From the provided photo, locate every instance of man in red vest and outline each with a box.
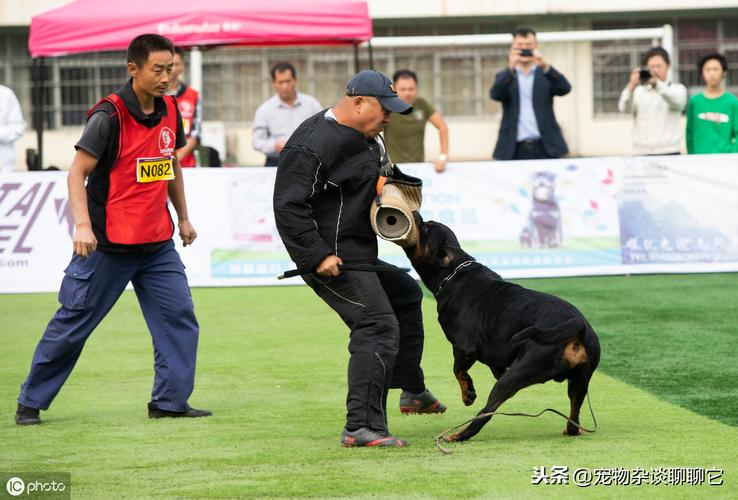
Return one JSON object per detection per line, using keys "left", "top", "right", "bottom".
{"left": 168, "top": 47, "right": 201, "bottom": 167}
{"left": 15, "top": 34, "right": 210, "bottom": 425}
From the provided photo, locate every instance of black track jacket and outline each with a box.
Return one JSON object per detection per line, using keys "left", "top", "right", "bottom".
{"left": 273, "top": 110, "right": 383, "bottom": 273}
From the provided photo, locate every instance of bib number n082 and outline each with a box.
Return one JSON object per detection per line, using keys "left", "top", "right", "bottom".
{"left": 137, "top": 157, "right": 175, "bottom": 183}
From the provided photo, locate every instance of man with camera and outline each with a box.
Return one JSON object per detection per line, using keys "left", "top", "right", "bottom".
{"left": 618, "top": 47, "right": 687, "bottom": 155}
{"left": 491, "top": 27, "right": 571, "bottom": 161}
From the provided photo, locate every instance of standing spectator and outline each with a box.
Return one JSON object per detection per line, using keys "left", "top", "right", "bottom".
{"left": 686, "top": 53, "right": 738, "bottom": 154}
{"left": 15, "top": 34, "right": 210, "bottom": 426}
{"left": 252, "top": 62, "right": 321, "bottom": 166}
{"left": 168, "top": 47, "right": 201, "bottom": 167}
{"left": 0, "top": 84, "right": 26, "bottom": 173}
{"left": 382, "top": 69, "right": 449, "bottom": 172}
{"left": 618, "top": 47, "right": 687, "bottom": 155}
{"left": 273, "top": 70, "right": 446, "bottom": 448}
{"left": 491, "top": 27, "right": 571, "bottom": 161}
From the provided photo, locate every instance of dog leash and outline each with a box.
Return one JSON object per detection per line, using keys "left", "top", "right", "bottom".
{"left": 434, "top": 391, "right": 598, "bottom": 454}
{"left": 434, "top": 260, "right": 477, "bottom": 296}
{"left": 277, "top": 263, "right": 410, "bottom": 280}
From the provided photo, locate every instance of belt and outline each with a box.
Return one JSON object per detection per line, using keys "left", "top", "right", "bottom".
{"left": 517, "top": 139, "right": 542, "bottom": 148}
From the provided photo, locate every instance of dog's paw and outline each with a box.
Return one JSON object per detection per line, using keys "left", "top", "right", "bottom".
{"left": 462, "top": 390, "right": 477, "bottom": 406}
{"left": 447, "top": 431, "right": 472, "bottom": 442}
{"left": 445, "top": 432, "right": 465, "bottom": 442}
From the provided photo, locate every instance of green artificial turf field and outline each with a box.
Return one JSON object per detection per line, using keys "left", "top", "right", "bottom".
{"left": 1, "top": 273, "right": 736, "bottom": 498}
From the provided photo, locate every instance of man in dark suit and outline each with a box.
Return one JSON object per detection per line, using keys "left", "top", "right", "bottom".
{"left": 491, "top": 27, "right": 571, "bottom": 161}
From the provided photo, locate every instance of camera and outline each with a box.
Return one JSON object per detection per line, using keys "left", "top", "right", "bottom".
{"left": 639, "top": 67, "right": 652, "bottom": 83}
{"left": 519, "top": 49, "right": 534, "bottom": 57}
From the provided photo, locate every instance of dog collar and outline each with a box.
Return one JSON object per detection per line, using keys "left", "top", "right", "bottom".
{"left": 434, "top": 260, "right": 477, "bottom": 297}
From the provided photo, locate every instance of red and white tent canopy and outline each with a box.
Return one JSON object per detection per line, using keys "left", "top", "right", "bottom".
{"left": 29, "top": 0, "right": 372, "bottom": 57}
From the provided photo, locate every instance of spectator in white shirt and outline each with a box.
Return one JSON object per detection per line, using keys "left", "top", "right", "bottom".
{"left": 251, "top": 62, "right": 322, "bottom": 166}
{"left": 618, "top": 47, "right": 687, "bottom": 155}
{"left": 0, "top": 84, "right": 26, "bottom": 173}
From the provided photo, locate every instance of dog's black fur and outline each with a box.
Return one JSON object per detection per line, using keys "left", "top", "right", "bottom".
{"left": 405, "top": 217, "right": 600, "bottom": 442}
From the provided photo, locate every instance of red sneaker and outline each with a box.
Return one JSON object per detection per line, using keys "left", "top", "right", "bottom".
{"left": 340, "top": 428, "right": 408, "bottom": 447}
{"left": 399, "top": 389, "right": 447, "bottom": 414}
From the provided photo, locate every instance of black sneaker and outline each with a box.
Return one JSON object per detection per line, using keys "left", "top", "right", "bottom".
{"left": 399, "top": 389, "right": 447, "bottom": 414}
{"left": 15, "top": 403, "right": 41, "bottom": 425}
{"left": 340, "top": 427, "right": 408, "bottom": 447}
{"left": 147, "top": 402, "right": 212, "bottom": 419}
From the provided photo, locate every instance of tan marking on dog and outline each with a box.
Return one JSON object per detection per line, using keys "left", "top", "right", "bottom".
{"left": 455, "top": 370, "right": 475, "bottom": 405}
{"left": 455, "top": 371, "right": 468, "bottom": 392}
{"left": 563, "top": 339, "right": 588, "bottom": 368}
{"left": 408, "top": 237, "right": 424, "bottom": 262}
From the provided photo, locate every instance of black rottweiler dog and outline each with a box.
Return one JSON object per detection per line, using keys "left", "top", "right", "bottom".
{"left": 405, "top": 217, "right": 600, "bottom": 442}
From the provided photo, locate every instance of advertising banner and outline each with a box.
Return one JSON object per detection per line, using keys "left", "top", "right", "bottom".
{"left": 378, "top": 158, "right": 622, "bottom": 279}
{"left": 617, "top": 155, "right": 738, "bottom": 273}
{"left": 1, "top": 154, "right": 736, "bottom": 293}
{"left": 0, "top": 176, "right": 74, "bottom": 293}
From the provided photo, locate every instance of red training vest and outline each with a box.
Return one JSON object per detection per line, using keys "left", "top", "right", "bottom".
{"left": 100, "top": 93, "right": 177, "bottom": 245}
{"left": 176, "top": 85, "right": 199, "bottom": 167}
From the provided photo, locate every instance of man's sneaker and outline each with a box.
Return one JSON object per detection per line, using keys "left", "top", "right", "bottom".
{"left": 399, "top": 389, "right": 447, "bottom": 414}
{"left": 147, "top": 402, "right": 212, "bottom": 419}
{"left": 15, "top": 403, "right": 41, "bottom": 425}
{"left": 340, "top": 427, "right": 408, "bottom": 447}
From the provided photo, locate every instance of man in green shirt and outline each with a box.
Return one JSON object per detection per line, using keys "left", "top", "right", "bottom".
{"left": 686, "top": 52, "right": 738, "bottom": 154}
{"left": 382, "top": 69, "right": 450, "bottom": 172}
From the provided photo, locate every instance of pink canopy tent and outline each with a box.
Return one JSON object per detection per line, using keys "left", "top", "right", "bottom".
{"left": 29, "top": 0, "right": 372, "bottom": 56}
{"left": 27, "top": 0, "right": 373, "bottom": 168}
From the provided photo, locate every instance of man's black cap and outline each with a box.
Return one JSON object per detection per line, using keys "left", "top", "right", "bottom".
{"left": 346, "top": 70, "right": 413, "bottom": 115}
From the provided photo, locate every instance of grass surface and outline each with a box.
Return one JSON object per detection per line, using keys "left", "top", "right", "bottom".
{"left": 521, "top": 273, "right": 738, "bottom": 428}
{"left": 1, "top": 274, "right": 736, "bottom": 498}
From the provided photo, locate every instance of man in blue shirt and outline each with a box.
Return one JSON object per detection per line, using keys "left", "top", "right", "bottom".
{"left": 491, "top": 27, "right": 572, "bottom": 160}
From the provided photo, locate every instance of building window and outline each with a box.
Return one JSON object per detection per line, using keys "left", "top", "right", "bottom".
{"left": 591, "top": 19, "right": 672, "bottom": 115}
{"left": 592, "top": 16, "right": 738, "bottom": 114}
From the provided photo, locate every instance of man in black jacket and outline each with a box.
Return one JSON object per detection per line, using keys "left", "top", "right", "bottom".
{"left": 491, "top": 27, "right": 571, "bottom": 160}
{"left": 273, "top": 70, "right": 445, "bottom": 448}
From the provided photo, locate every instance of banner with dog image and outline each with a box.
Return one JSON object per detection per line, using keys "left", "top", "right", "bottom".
{"left": 618, "top": 154, "right": 738, "bottom": 271}
{"left": 4, "top": 155, "right": 738, "bottom": 293}
{"left": 378, "top": 158, "right": 622, "bottom": 278}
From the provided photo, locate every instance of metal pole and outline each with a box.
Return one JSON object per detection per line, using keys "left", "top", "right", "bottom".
{"left": 353, "top": 43, "right": 360, "bottom": 73}
{"left": 39, "top": 57, "right": 45, "bottom": 170}
{"left": 31, "top": 58, "right": 38, "bottom": 170}
{"left": 189, "top": 46, "right": 202, "bottom": 92}
{"left": 33, "top": 57, "right": 45, "bottom": 171}
{"left": 366, "top": 27, "right": 668, "bottom": 49}
{"left": 368, "top": 40, "right": 374, "bottom": 70}
{"left": 188, "top": 46, "right": 203, "bottom": 167}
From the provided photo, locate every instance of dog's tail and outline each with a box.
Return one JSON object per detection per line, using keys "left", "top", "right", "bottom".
{"left": 511, "top": 317, "right": 586, "bottom": 349}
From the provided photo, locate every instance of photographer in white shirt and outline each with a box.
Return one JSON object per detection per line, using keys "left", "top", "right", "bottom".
{"left": 618, "top": 47, "right": 687, "bottom": 155}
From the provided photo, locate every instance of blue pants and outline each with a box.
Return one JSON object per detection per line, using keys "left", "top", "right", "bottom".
{"left": 18, "top": 240, "right": 199, "bottom": 412}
